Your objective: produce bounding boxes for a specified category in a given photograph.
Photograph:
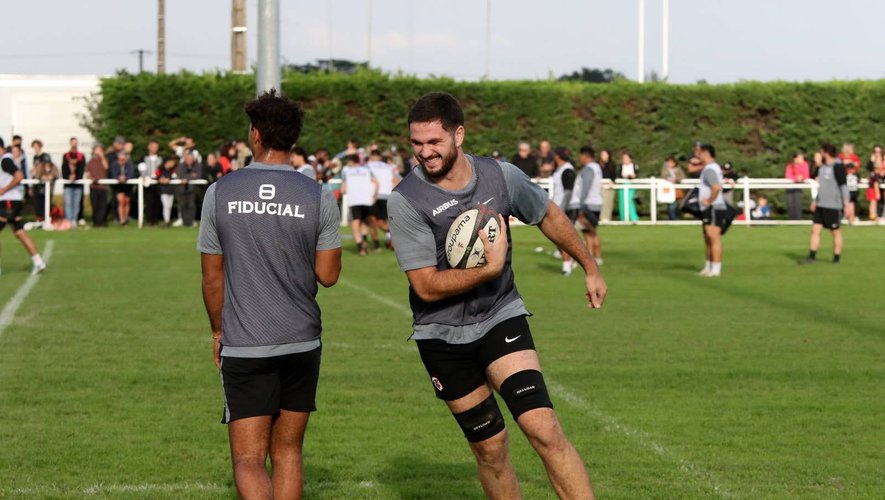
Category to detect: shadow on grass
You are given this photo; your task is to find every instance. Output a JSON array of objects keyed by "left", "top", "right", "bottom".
[{"left": 377, "top": 454, "right": 483, "bottom": 499}]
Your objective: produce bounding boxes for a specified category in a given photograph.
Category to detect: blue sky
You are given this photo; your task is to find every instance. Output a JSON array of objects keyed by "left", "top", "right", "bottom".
[{"left": 3, "top": 0, "right": 884, "bottom": 83}]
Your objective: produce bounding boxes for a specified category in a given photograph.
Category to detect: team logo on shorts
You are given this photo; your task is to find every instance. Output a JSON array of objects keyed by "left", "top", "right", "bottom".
[{"left": 431, "top": 376, "right": 444, "bottom": 391}]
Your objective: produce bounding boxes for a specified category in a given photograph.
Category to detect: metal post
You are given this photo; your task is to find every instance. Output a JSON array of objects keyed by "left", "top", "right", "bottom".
[
  {"left": 43, "top": 180, "right": 51, "bottom": 230},
  {"left": 138, "top": 180, "right": 145, "bottom": 229},
  {"left": 662, "top": 0, "right": 669, "bottom": 81},
  {"left": 650, "top": 177, "right": 657, "bottom": 223},
  {"left": 256, "top": 0, "right": 281, "bottom": 95},
  {"left": 157, "top": 0, "right": 166, "bottom": 74},
  {"left": 232, "top": 0, "right": 248, "bottom": 72},
  {"left": 742, "top": 177, "right": 751, "bottom": 226},
  {"left": 638, "top": 0, "right": 645, "bottom": 83}
]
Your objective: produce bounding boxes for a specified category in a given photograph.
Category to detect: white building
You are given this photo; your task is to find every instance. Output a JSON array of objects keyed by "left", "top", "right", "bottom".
[{"left": 0, "top": 75, "right": 100, "bottom": 163}]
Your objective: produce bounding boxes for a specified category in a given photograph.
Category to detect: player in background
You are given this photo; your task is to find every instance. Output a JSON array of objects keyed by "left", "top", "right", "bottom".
[
  {"left": 0, "top": 137, "right": 47, "bottom": 276},
  {"left": 837, "top": 143, "right": 860, "bottom": 224},
  {"left": 290, "top": 145, "right": 317, "bottom": 181},
  {"left": 697, "top": 144, "right": 726, "bottom": 277},
  {"left": 571, "top": 146, "right": 604, "bottom": 265},
  {"left": 551, "top": 147, "right": 577, "bottom": 275},
  {"left": 366, "top": 148, "right": 400, "bottom": 250},
  {"left": 800, "top": 143, "right": 850, "bottom": 264},
  {"left": 198, "top": 90, "right": 342, "bottom": 499},
  {"left": 389, "top": 92, "right": 606, "bottom": 499},
  {"left": 340, "top": 153, "right": 378, "bottom": 255}
]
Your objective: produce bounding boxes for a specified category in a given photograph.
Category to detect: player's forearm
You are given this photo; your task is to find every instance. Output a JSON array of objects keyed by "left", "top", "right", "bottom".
[
  {"left": 202, "top": 281, "right": 223, "bottom": 335},
  {"left": 413, "top": 266, "right": 500, "bottom": 302},
  {"left": 538, "top": 201, "right": 596, "bottom": 272}
]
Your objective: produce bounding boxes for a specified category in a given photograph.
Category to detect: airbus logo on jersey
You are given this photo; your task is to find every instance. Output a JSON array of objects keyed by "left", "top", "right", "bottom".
[{"left": 432, "top": 199, "right": 459, "bottom": 216}]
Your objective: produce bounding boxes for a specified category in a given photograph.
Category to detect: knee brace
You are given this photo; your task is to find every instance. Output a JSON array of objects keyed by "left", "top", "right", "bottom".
[
  {"left": 499, "top": 370, "right": 553, "bottom": 420},
  {"left": 453, "top": 394, "right": 506, "bottom": 443}
]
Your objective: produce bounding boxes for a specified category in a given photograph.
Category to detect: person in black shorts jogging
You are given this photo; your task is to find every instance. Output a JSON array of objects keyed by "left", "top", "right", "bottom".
[
  {"left": 571, "top": 146, "right": 605, "bottom": 266},
  {"left": 0, "top": 138, "right": 46, "bottom": 276},
  {"left": 800, "top": 143, "right": 849, "bottom": 264},
  {"left": 388, "top": 92, "right": 607, "bottom": 498},
  {"left": 198, "top": 90, "right": 342, "bottom": 499}
]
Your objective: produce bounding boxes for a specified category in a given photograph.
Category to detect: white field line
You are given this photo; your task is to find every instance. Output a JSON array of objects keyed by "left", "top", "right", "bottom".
[
  {"left": 0, "top": 240, "right": 54, "bottom": 337},
  {"left": 340, "top": 277, "right": 731, "bottom": 497},
  {"left": 8, "top": 481, "right": 227, "bottom": 496}
]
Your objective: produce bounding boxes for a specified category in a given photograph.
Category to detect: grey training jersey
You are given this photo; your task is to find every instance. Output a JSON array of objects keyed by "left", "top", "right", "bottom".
[
  {"left": 570, "top": 162, "right": 603, "bottom": 211},
  {"left": 388, "top": 156, "right": 548, "bottom": 344},
  {"left": 197, "top": 163, "right": 341, "bottom": 358},
  {"left": 700, "top": 162, "right": 726, "bottom": 209},
  {"left": 815, "top": 161, "right": 849, "bottom": 210}
]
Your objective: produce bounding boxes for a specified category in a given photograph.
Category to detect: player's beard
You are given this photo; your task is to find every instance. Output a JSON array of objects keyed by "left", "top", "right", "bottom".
[{"left": 418, "top": 143, "right": 458, "bottom": 180}]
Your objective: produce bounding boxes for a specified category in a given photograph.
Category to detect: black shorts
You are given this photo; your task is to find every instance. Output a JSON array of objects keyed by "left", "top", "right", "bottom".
[
  {"left": 849, "top": 191, "right": 859, "bottom": 203},
  {"left": 565, "top": 209, "right": 579, "bottom": 223},
  {"left": 0, "top": 200, "right": 25, "bottom": 231},
  {"left": 813, "top": 207, "right": 842, "bottom": 230},
  {"left": 371, "top": 199, "right": 388, "bottom": 220},
  {"left": 416, "top": 315, "right": 535, "bottom": 401},
  {"left": 219, "top": 346, "right": 322, "bottom": 424},
  {"left": 112, "top": 184, "right": 132, "bottom": 197},
  {"left": 579, "top": 209, "right": 600, "bottom": 229},
  {"left": 350, "top": 205, "right": 372, "bottom": 222},
  {"left": 701, "top": 207, "right": 729, "bottom": 231}
]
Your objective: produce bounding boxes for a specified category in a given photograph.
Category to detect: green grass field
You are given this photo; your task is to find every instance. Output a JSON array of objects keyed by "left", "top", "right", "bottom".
[{"left": 0, "top": 224, "right": 883, "bottom": 499}]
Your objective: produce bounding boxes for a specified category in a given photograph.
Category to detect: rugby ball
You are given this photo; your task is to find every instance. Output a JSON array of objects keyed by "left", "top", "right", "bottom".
[{"left": 445, "top": 204, "right": 500, "bottom": 269}]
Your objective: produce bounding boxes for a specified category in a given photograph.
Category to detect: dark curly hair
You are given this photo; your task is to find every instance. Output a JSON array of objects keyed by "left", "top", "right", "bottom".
[
  {"left": 244, "top": 89, "right": 304, "bottom": 152},
  {"left": 407, "top": 92, "right": 464, "bottom": 133}
]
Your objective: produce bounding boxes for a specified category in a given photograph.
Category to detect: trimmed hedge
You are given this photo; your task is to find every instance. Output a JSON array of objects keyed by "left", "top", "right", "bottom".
[{"left": 86, "top": 71, "right": 885, "bottom": 177}]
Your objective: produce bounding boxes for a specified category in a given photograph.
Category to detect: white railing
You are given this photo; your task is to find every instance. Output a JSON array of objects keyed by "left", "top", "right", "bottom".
[{"left": 23, "top": 175, "right": 883, "bottom": 229}]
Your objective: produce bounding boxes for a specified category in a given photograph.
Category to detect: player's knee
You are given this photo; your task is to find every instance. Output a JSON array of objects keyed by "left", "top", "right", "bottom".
[
  {"left": 469, "top": 429, "right": 510, "bottom": 469},
  {"left": 454, "top": 394, "right": 506, "bottom": 443},
  {"left": 499, "top": 369, "right": 553, "bottom": 421}
]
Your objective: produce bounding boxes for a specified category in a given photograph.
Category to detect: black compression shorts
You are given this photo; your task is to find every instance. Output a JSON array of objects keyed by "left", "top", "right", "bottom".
[
  {"left": 812, "top": 207, "right": 841, "bottom": 230},
  {"left": 0, "top": 200, "right": 26, "bottom": 231},
  {"left": 415, "top": 315, "right": 535, "bottom": 401},
  {"left": 350, "top": 205, "right": 372, "bottom": 222}
]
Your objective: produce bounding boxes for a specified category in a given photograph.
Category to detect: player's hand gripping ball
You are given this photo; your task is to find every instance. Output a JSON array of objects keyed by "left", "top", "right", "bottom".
[{"left": 445, "top": 203, "right": 500, "bottom": 268}]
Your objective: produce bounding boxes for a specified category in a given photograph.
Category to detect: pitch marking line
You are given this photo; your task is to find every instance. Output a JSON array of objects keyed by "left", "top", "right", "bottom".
[
  {"left": 0, "top": 240, "right": 54, "bottom": 337},
  {"left": 340, "top": 277, "right": 731, "bottom": 497}
]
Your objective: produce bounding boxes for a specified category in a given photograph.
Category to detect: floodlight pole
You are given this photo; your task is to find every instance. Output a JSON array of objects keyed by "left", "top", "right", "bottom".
[
  {"left": 638, "top": 0, "right": 645, "bottom": 83},
  {"left": 256, "top": 0, "right": 281, "bottom": 95},
  {"left": 157, "top": 0, "right": 166, "bottom": 74},
  {"left": 232, "top": 0, "right": 248, "bottom": 73},
  {"left": 662, "top": 0, "right": 669, "bottom": 81}
]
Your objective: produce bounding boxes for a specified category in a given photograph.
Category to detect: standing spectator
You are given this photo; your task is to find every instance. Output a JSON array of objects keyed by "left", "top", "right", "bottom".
[
  {"left": 31, "top": 153, "right": 58, "bottom": 222},
  {"left": 511, "top": 142, "right": 538, "bottom": 178},
  {"left": 30, "top": 140, "right": 50, "bottom": 204},
  {"left": 697, "top": 144, "right": 727, "bottom": 277},
  {"left": 0, "top": 137, "right": 47, "bottom": 275},
  {"left": 203, "top": 152, "right": 224, "bottom": 184},
  {"left": 618, "top": 152, "right": 639, "bottom": 222},
  {"left": 11, "top": 135, "right": 28, "bottom": 188},
  {"left": 660, "top": 156, "right": 686, "bottom": 220},
  {"left": 141, "top": 140, "right": 163, "bottom": 224},
  {"left": 599, "top": 149, "right": 617, "bottom": 222},
  {"left": 168, "top": 136, "right": 202, "bottom": 163},
  {"left": 801, "top": 144, "right": 849, "bottom": 264},
  {"left": 838, "top": 143, "right": 860, "bottom": 224},
  {"left": 218, "top": 143, "right": 237, "bottom": 175},
  {"left": 85, "top": 145, "right": 109, "bottom": 227},
  {"left": 536, "top": 140, "right": 554, "bottom": 178},
  {"left": 109, "top": 151, "right": 134, "bottom": 225},
  {"left": 367, "top": 149, "right": 400, "bottom": 250},
  {"left": 340, "top": 154, "right": 377, "bottom": 255},
  {"left": 866, "top": 145, "right": 883, "bottom": 173},
  {"left": 334, "top": 137, "right": 365, "bottom": 164},
  {"left": 721, "top": 162, "right": 738, "bottom": 207},
  {"left": 235, "top": 140, "right": 252, "bottom": 167},
  {"left": 61, "top": 137, "right": 85, "bottom": 225},
  {"left": 175, "top": 152, "right": 202, "bottom": 227},
  {"left": 784, "top": 152, "right": 810, "bottom": 220},
  {"left": 157, "top": 157, "right": 178, "bottom": 225},
  {"left": 552, "top": 146, "right": 577, "bottom": 275},
  {"left": 867, "top": 161, "right": 885, "bottom": 222},
  {"left": 289, "top": 146, "right": 316, "bottom": 180}
]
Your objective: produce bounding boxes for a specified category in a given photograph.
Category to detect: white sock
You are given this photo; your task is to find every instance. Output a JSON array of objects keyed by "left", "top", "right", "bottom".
[
  {"left": 705, "top": 260, "right": 713, "bottom": 271},
  {"left": 32, "top": 254, "right": 44, "bottom": 266},
  {"left": 711, "top": 262, "right": 721, "bottom": 274},
  {"left": 562, "top": 260, "right": 572, "bottom": 272}
]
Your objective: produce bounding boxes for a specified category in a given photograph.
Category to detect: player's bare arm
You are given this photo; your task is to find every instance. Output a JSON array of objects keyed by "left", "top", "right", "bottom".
[
  {"left": 315, "top": 248, "right": 342, "bottom": 287},
  {"left": 406, "top": 214, "right": 507, "bottom": 302},
  {"left": 537, "top": 201, "right": 607, "bottom": 308},
  {"left": 200, "top": 253, "right": 224, "bottom": 368}
]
